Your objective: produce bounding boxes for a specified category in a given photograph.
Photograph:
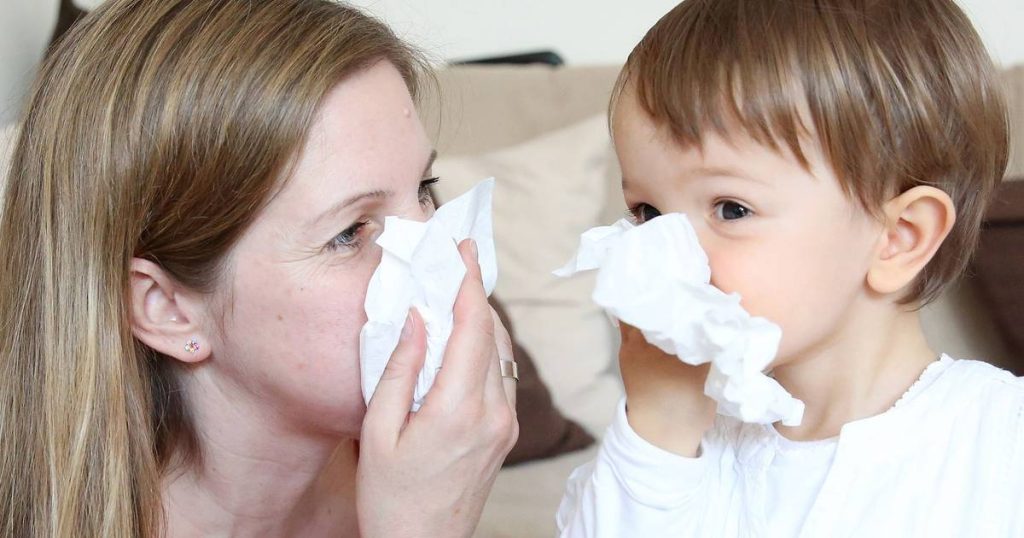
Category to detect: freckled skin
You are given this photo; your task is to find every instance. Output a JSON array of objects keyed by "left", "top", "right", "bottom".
[{"left": 200, "top": 62, "right": 436, "bottom": 439}]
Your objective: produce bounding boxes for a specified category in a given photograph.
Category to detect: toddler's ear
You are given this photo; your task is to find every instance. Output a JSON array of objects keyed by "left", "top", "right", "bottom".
[
  {"left": 866, "top": 186, "right": 955, "bottom": 296},
  {"left": 129, "top": 257, "right": 213, "bottom": 364}
]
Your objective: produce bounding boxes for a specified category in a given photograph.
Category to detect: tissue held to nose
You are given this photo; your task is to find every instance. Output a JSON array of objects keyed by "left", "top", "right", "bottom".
[
  {"left": 555, "top": 213, "right": 804, "bottom": 426},
  {"left": 359, "top": 178, "right": 498, "bottom": 411}
]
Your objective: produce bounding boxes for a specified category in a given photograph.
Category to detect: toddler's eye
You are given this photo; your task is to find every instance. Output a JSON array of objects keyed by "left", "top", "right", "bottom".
[
  {"left": 326, "top": 220, "right": 368, "bottom": 251},
  {"left": 628, "top": 203, "right": 662, "bottom": 224},
  {"left": 715, "top": 201, "right": 752, "bottom": 221}
]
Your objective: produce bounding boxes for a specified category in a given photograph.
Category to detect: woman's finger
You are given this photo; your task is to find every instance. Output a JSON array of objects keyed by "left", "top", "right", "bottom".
[
  {"left": 431, "top": 239, "right": 495, "bottom": 399},
  {"left": 488, "top": 307, "right": 517, "bottom": 409},
  {"left": 362, "top": 308, "right": 427, "bottom": 444}
]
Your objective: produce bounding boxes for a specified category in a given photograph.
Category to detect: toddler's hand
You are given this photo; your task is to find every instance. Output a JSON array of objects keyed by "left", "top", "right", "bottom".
[{"left": 618, "top": 323, "right": 716, "bottom": 457}]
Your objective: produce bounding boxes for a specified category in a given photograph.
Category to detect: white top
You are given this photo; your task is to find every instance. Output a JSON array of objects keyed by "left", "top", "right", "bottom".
[
  {"left": 764, "top": 431, "right": 837, "bottom": 537},
  {"left": 557, "top": 356, "right": 1024, "bottom": 537}
]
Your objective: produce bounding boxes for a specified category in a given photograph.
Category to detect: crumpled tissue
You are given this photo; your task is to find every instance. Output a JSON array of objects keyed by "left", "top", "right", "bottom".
[
  {"left": 360, "top": 178, "right": 498, "bottom": 411},
  {"left": 555, "top": 213, "right": 804, "bottom": 426}
]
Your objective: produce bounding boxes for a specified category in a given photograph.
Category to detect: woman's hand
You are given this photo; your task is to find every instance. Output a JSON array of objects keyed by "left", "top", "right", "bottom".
[
  {"left": 619, "top": 323, "right": 715, "bottom": 457},
  {"left": 356, "top": 239, "right": 519, "bottom": 538}
]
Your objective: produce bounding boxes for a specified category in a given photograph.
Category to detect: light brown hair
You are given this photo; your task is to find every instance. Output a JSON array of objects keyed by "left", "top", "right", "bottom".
[
  {"left": 614, "top": 0, "right": 1009, "bottom": 304},
  {"left": 0, "top": 0, "right": 426, "bottom": 535}
]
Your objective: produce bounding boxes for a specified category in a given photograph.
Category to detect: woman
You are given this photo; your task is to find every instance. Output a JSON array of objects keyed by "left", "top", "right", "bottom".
[{"left": 0, "top": 1, "right": 518, "bottom": 536}]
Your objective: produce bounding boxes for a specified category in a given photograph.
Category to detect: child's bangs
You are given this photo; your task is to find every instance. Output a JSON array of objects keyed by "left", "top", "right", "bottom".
[{"left": 612, "top": 1, "right": 827, "bottom": 170}]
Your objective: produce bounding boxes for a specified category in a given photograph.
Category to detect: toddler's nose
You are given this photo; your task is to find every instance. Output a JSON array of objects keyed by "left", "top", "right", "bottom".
[{"left": 689, "top": 226, "right": 721, "bottom": 285}]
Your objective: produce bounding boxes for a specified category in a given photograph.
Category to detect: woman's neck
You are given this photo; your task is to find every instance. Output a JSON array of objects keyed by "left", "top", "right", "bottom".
[
  {"left": 772, "top": 298, "right": 937, "bottom": 442},
  {"left": 162, "top": 373, "right": 359, "bottom": 537}
]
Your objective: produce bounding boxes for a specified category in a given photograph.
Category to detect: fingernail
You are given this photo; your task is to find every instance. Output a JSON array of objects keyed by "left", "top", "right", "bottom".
[
  {"left": 468, "top": 239, "right": 478, "bottom": 260},
  {"left": 402, "top": 311, "right": 414, "bottom": 340}
]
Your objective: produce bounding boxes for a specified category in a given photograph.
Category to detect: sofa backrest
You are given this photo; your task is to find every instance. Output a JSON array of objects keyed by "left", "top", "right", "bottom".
[
  {"left": 423, "top": 63, "right": 1024, "bottom": 179},
  {"left": 1003, "top": 65, "right": 1024, "bottom": 179}
]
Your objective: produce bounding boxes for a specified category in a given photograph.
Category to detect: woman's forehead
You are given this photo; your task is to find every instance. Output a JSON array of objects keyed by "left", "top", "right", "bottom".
[{"left": 281, "top": 65, "right": 427, "bottom": 196}]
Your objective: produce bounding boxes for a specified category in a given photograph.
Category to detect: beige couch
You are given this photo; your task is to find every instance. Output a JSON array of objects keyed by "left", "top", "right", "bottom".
[{"left": 2, "top": 64, "right": 1020, "bottom": 538}]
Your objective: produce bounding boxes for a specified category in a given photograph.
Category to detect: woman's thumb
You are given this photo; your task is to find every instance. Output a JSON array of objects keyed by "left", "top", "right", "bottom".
[{"left": 364, "top": 308, "right": 427, "bottom": 441}]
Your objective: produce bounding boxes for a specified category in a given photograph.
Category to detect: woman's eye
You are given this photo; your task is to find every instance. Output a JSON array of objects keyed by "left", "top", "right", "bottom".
[
  {"left": 419, "top": 177, "right": 439, "bottom": 207},
  {"left": 628, "top": 203, "right": 662, "bottom": 224},
  {"left": 715, "top": 200, "right": 753, "bottom": 220},
  {"left": 327, "top": 221, "right": 368, "bottom": 251},
  {"left": 325, "top": 178, "right": 439, "bottom": 253}
]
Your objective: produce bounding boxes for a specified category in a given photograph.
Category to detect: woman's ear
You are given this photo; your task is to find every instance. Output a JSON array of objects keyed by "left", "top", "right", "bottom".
[
  {"left": 867, "top": 186, "right": 956, "bottom": 296},
  {"left": 129, "top": 257, "right": 213, "bottom": 363}
]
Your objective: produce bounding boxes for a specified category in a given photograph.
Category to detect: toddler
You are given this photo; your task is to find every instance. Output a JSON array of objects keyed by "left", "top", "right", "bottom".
[{"left": 557, "top": 0, "right": 1024, "bottom": 536}]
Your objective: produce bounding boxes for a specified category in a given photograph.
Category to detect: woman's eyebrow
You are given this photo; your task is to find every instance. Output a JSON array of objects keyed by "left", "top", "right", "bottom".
[
  {"left": 310, "top": 149, "right": 438, "bottom": 228},
  {"left": 311, "top": 189, "right": 392, "bottom": 228}
]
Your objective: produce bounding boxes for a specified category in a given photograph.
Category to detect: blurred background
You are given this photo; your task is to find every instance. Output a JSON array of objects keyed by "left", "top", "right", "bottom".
[{"left": 3, "top": 0, "right": 1023, "bottom": 124}]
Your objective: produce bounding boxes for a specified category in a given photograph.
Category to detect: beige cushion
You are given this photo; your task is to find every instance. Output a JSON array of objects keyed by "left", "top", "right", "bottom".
[
  {"left": 421, "top": 65, "right": 622, "bottom": 157},
  {"left": 433, "top": 115, "right": 623, "bottom": 435},
  {"left": 921, "top": 280, "right": 1013, "bottom": 370},
  {"left": 1002, "top": 65, "right": 1024, "bottom": 179}
]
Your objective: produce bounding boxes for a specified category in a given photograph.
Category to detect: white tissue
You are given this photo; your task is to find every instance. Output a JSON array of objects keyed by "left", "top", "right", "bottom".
[
  {"left": 359, "top": 178, "right": 498, "bottom": 411},
  {"left": 555, "top": 214, "right": 804, "bottom": 426}
]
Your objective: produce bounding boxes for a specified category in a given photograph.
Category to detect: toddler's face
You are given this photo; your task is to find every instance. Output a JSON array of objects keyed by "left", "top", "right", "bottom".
[{"left": 612, "top": 88, "right": 884, "bottom": 367}]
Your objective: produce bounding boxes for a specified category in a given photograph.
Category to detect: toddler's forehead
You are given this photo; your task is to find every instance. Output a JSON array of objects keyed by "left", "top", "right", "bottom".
[{"left": 614, "top": 105, "right": 825, "bottom": 180}]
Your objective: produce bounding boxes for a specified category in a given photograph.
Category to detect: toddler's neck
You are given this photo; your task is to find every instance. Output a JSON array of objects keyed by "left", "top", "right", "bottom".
[{"left": 772, "top": 305, "right": 936, "bottom": 442}]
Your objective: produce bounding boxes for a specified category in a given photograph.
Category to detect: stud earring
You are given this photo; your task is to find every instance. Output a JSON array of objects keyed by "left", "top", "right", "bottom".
[{"left": 184, "top": 339, "right": 200, "bottom": 354}]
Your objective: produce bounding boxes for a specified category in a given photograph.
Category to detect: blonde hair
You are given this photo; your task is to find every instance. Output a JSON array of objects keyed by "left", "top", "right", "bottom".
[
  {"left": 0, "top": 1, "right": 426, "bottom": 535},
  {"left": 615, "top": 0, "right": 1009, "bottom": 304}
]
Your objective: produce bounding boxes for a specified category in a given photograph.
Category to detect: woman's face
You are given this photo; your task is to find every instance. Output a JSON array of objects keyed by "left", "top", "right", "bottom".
[{"left": 204, "top": 61, "right": 436, "bottom": 439}]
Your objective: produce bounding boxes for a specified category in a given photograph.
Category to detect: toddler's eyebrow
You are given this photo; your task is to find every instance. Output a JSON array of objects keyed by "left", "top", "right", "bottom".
[
  {"left": 688, "top": 166, "right": 771, "bottom": 186},
  {"left": 622, "top": 166, "right": 771, "bottom": 190}
]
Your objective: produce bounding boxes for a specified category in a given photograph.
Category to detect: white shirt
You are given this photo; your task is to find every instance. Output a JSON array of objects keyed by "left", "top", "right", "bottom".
[
  {"left": 763, "top": 430, "right": 837, "bottom": 537},
  {"left": 557, "top": 356, "right": 1024, "bottom": 537}
]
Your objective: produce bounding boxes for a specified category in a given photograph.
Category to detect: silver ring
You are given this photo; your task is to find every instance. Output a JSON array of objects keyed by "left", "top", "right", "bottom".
[{"left": 500, "top": 360, "right": 519, "bottom": 382}]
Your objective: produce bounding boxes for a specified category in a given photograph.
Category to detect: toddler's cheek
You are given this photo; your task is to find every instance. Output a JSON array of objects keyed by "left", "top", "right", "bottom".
[
  {"left": 707, "top": 263, "right": 765, "bottom": 310},
  {"left": 706, "top": 255, "right": 740, "bottom": 292}
]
